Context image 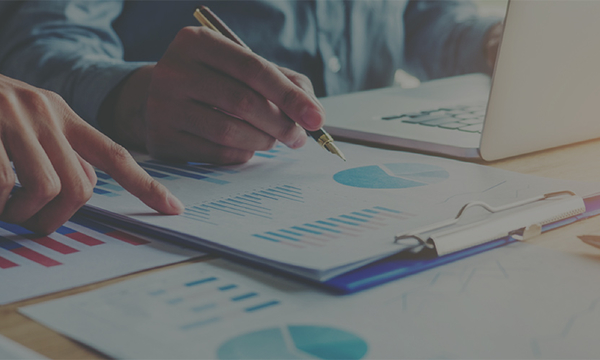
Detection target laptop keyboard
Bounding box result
[380,102,487,134]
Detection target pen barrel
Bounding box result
[314,132,335,149]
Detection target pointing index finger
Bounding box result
[67,120,184,215]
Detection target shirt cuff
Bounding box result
[70,60,152,130]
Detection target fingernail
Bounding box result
[300,107,324,130]
[167,193,184,214]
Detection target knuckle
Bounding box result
[230,90,256,116]
[16,88,65,130]
[68,180,94,205]
[140,176,164,198]
[290,72,311,87]
[281,87,303,110]
[0,168,16,190]
[175,26,200,43]
[241,56,270,82]
[214,121,239,147]
[31,174,61,201]
[42,89,66,105]
[18,88,51,113]
[107,141,132,165]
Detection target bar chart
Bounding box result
[0,216,201,304]
[0,218,150,269]
[145,273,283,332]
[94,160,235,197]
[252,206,414,249]
[93,145,292,198]
[19,260,306,359]
[182,185,304,223]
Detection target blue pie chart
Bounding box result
[333,163,449,189]
[217,325,368,359]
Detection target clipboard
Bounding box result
[324,191,600,293]
[77,190,600,294]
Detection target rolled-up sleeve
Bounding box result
[403,0,502,80]
[0,0,150,129]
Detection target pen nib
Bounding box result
[324,142,346,161]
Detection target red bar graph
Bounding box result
[0,218,153,270]
[11,247,61,267]
[64,232,104,246]
[0,255,18,269]
[27,236,79,255]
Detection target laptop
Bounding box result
[321,0,600,161]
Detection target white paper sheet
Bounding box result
[85,141,600,280]
[0,215,203,305]
[20,243,600,359]
[0,335,46,359]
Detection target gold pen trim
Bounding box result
[194,9,219,32]
[316,134,346,161]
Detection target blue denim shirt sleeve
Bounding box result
[0,0,502,130]
[0,0,147,129]
[403,0,501,81]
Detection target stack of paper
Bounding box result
[82,142,600,281]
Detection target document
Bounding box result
[20,244,600,359]
[0,216,203,305]
[20,260,321,360]
[0,335,46,359]
[85,142,600,281]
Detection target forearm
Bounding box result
[0,0,145,130]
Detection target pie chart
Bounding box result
[216,325,368,359]
[333,163,449,189]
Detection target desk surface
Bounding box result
[3,139,600,359]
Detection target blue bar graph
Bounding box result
[145,275,282,333]
[244,300,280,313]
[147,160,217,175]
[254,153,276,158]
[140,163,231,185]
[94,171,111,180]
[252,206,414,248]
[186,277,217,287]
[231,292,258,302]
[91,145,295,198]
[181,186,304,223]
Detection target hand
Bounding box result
[107,26,326,164]
[0,75,183,234]
[484,22,504,70]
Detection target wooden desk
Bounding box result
[3,140,600,359]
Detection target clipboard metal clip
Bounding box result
[394,191,583,256]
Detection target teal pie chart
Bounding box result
[217,325,368,359]
[333,163,449,189]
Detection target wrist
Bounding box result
[98,65,154,151]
